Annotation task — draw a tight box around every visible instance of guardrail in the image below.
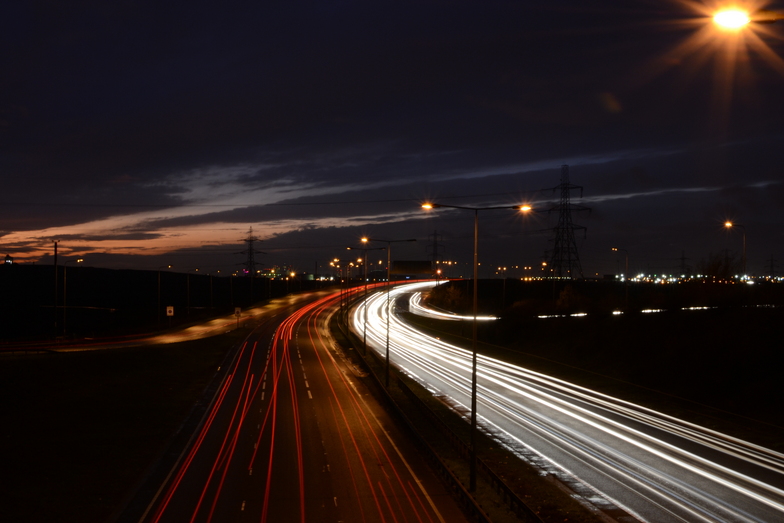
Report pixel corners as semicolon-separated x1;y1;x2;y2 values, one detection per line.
396;377;545;523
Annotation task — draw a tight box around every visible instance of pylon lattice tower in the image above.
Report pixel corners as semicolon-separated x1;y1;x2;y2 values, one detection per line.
239;227;264;276
547;165;589;279
426;230;445;274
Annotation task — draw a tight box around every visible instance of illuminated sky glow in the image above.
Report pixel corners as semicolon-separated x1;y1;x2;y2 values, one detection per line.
2;1;783;275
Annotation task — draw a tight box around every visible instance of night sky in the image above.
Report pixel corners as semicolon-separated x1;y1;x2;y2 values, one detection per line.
2;1;783;278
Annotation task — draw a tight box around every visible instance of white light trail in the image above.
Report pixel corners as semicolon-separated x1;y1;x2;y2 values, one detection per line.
351;281;784;523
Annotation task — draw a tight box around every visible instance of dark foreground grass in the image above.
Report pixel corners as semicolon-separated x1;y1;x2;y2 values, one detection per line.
0;330;245;523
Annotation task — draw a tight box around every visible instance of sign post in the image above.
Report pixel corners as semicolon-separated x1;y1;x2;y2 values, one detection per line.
234;307;241;329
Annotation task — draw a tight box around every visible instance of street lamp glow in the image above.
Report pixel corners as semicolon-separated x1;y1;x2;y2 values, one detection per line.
714;9;750;30
725;220;734;228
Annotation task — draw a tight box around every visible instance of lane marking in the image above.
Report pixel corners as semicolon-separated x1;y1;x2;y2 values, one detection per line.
308;390;312;399
350;374;447;523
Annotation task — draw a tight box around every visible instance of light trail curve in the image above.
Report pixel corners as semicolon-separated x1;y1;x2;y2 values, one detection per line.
352;280;784;523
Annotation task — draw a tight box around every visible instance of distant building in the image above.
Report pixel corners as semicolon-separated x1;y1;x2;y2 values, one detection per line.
4;254;12;265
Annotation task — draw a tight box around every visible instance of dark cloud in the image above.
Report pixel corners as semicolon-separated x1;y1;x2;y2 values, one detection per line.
1;1;783;275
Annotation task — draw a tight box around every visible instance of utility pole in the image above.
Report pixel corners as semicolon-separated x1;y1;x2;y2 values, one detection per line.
53;241;59;334
426;230;445;278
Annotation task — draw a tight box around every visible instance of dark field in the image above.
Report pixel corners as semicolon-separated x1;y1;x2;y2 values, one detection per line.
0;332;243;523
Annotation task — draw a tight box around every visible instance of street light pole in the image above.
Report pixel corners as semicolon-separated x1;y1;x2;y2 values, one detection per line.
471;208;479;492
724;221;747;275
611;247;629;307
362;237;416;388
187;268;200;316
423;201;532;493
63;258;83;336
157;265;172;326
348;245;386;357
53;241;59;334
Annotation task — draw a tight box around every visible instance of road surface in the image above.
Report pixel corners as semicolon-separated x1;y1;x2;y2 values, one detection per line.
126;290;468;523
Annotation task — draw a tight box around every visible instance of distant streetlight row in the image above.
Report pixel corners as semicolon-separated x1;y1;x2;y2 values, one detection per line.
347;245;386;357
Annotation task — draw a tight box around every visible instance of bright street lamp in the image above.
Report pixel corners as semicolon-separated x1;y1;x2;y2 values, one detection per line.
361;237;416;388
724;221;747;274
422;201;532;492
713;7;784;29
713;8;750;30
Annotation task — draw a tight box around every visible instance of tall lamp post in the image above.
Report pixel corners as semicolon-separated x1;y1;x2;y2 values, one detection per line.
724;221;747;275
422;202;532;492
63;257;83;336
348;245;386;356
157;265;172;326
361;237;416;388
330;259;353;320
187;268;200;316
611;247;629;306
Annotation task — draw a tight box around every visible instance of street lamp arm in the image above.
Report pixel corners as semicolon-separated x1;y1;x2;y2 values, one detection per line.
363;238;416;243
423;202;532;212
752;10;784;23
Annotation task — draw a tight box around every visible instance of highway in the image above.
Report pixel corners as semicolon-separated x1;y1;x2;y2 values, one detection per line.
353;280;784;523
132;290;467;523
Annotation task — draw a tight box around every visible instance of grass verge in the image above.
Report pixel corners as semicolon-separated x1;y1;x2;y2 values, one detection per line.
0;329;246;523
